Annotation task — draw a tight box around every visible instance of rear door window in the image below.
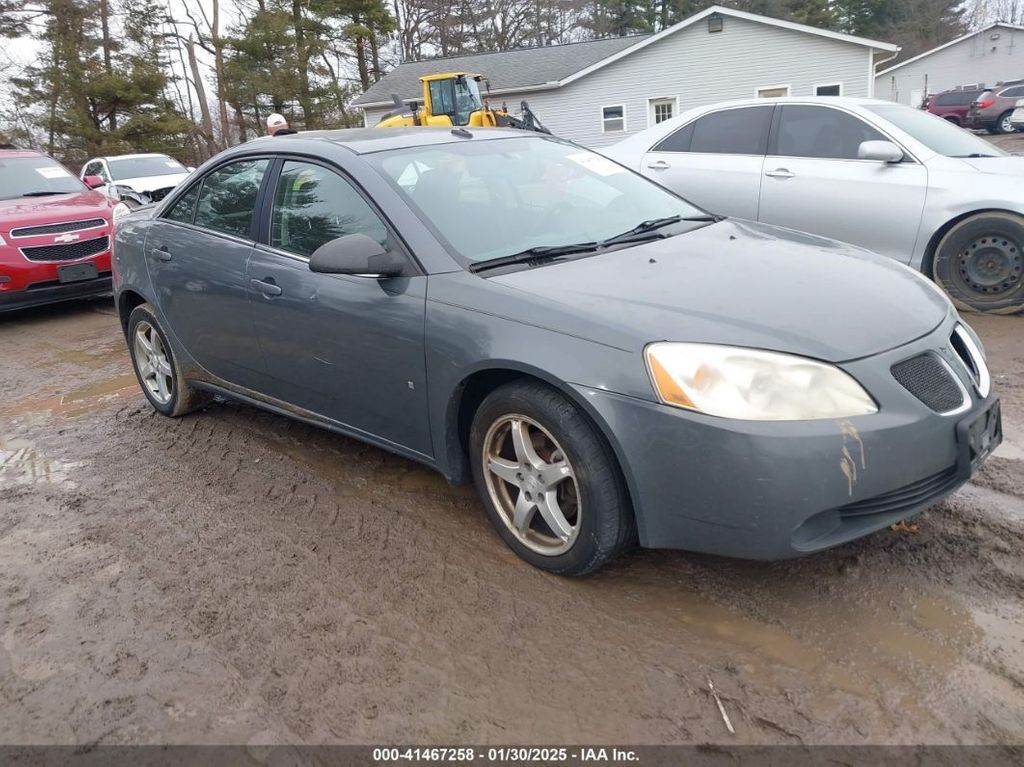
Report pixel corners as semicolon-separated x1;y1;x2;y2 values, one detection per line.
687;107;772;155
192;159;269;239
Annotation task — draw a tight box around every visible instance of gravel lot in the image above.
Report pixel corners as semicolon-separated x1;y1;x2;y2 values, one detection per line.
1;295;1021;748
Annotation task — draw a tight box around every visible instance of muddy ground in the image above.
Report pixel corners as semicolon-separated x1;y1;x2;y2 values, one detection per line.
0;297;1022;748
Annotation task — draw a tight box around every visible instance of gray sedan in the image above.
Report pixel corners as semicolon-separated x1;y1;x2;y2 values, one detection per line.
603;97;1024;314
113;128;1001;575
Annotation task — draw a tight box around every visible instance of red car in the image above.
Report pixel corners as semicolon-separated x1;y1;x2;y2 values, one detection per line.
926;87;986;126
1;148;129;312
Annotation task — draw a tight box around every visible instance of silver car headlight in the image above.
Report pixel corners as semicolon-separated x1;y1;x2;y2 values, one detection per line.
645;343;878;421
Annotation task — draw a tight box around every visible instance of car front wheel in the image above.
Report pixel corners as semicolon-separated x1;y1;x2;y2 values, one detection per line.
933;213;1024;314
469;380;635;576
127;303;210;416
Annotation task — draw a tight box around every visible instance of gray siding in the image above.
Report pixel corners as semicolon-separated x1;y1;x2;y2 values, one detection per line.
363;16;874;147
876;26;1024;105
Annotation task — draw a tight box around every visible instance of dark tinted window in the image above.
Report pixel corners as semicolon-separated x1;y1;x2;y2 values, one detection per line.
193;159;268;238
271;161;387;258
652;121;694;152
775;105;885;160
164;183;201;224
999;85;1024;98
688;107;772;155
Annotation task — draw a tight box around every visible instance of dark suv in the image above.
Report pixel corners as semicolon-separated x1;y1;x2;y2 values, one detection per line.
966;81;1024;133
927;88;986;126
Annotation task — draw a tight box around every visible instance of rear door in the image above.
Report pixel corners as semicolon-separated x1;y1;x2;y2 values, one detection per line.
246;157;432;456
757;105;927;260
640;105;772;219
144;157;270;387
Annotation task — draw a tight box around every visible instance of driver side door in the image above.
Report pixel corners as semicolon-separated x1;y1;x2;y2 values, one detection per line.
246;158;432;457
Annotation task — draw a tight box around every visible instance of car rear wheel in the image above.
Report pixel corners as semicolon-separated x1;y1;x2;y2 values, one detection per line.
469;380;635;576
933;213;1024;314
997;111;1016;134
127;303;211;416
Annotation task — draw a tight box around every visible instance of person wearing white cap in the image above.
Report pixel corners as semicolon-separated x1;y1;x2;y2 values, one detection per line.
266;113;297;136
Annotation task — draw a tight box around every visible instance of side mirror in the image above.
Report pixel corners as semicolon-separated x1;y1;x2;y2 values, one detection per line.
858;140;904;163
83;175;104;189
309;234;405;278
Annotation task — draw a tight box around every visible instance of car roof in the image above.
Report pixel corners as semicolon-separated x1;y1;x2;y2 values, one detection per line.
680;96;894;113
240;126;537;155
0;148;48;159
99;152;175;161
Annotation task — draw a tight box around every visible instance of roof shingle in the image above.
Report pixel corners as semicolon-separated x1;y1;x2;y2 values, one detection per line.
353;36;648;107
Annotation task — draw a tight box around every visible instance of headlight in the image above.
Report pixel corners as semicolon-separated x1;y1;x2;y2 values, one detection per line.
112;202;131;224
645;343;878;421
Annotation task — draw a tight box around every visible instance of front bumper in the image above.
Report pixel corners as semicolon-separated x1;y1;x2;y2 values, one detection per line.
0;247;113;312
0;272;113;312
572;318;996;560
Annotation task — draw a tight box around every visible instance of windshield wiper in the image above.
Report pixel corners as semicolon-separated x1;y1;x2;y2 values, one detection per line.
469;242;599;273
600;214;718;247
20;191;73;197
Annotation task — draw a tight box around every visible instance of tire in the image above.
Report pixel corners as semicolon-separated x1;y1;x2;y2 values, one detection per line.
469;380;635;576
943;116;959;125
997;111;1015;134
933;213;1024;314
127;303;211;416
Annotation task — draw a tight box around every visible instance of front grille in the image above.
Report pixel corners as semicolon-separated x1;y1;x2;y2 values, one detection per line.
20;235;109;263
838;465;959;519
891;354;965;413
148;187;173;202
10;218;106;238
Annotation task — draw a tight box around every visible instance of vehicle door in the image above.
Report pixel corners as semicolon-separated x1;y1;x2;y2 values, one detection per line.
640;105;772;219
757;104;928;260
246;158;432;457
143;157;271;387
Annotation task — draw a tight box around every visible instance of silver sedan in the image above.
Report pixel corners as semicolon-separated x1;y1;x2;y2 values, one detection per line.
603;97;1024;314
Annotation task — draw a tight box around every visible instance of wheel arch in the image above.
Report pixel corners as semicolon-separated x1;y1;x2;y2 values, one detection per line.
922;207;1024;279
117;289;148;337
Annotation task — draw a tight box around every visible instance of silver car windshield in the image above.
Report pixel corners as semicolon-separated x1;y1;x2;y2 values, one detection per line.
866;105;1008;158
372;136;706;263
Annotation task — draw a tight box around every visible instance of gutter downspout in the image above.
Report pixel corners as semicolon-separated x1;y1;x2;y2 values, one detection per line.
872;48;901;100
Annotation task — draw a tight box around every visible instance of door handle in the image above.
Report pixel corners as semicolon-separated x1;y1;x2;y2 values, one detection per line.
149;245;172;261
251;278;282;297
647;160;671;171
765;168;795;179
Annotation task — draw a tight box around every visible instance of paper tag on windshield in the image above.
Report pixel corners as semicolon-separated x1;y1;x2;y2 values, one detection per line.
36;166;72;179
566;152;625;176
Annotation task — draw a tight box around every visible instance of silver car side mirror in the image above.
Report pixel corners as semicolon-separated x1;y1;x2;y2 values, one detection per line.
858;140;904;163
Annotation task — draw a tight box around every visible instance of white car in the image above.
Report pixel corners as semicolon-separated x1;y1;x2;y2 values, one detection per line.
80;153;191;207
1010;98;1024;129
603;97;1024;314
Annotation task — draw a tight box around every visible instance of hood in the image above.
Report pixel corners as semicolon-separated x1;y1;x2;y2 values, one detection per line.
0;190;113;235
484;220;950;363
114;173;189;194
957;155;1024;174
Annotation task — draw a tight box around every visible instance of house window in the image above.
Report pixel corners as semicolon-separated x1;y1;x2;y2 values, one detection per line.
649;98;676;125
602;105;626;133
756;85;790;98
815;83;843;96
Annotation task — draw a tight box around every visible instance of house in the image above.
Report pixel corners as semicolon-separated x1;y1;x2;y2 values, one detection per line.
354;6;899;148
876;24;1024;106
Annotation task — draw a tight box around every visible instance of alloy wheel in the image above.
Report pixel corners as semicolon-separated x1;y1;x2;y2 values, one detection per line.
958;234;1023;297
1002;114;1015;133
133;320;174;405
481;414;581;556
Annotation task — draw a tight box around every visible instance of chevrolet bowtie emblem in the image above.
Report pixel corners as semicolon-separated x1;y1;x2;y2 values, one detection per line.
54;233;80;243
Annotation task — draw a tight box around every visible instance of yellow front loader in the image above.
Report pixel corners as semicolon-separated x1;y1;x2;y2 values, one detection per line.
375;73;550;134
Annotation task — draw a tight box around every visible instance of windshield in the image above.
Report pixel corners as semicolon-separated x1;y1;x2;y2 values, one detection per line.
867;104;1008;157
371;137;706;263
108;155;187;180
0;156;85;200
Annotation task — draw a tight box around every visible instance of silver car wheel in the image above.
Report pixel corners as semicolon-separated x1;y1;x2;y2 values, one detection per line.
1002;113;1015;133
482;414;581;556
133;320;174;405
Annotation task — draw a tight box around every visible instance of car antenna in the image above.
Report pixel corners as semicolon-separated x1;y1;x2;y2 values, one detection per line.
451;128;473;139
